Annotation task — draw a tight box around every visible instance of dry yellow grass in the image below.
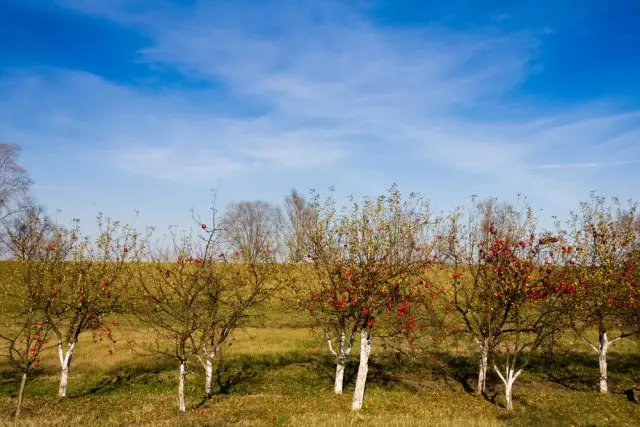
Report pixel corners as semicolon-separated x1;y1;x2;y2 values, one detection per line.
2;261;640;426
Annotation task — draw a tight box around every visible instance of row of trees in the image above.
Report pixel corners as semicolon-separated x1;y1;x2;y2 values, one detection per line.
0;203;283;416
286;188;640;411
0;143;639;416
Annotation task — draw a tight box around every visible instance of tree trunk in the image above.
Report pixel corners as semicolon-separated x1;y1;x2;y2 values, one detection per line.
58;342;75;398
178;362;186;412
335;357;346;394
598;331;609;394
351;329;372;411
494;363;522;411
327;331;354;395
204;357;213;397
505;377;514;411
14;372;27;418
477;339;489;394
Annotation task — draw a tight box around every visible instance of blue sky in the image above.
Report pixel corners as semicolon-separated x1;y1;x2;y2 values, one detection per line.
1;0;639;234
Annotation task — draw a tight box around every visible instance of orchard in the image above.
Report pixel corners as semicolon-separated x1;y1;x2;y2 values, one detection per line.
1;147;640;425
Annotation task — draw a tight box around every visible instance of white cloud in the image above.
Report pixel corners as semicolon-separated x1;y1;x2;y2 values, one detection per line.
246;139;345;169
109;145;250;182
535;162;600;170
535;160;640;170
3;0;640;224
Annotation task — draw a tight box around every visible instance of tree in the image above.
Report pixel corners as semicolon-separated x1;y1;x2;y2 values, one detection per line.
46;216;139;398
194;218;277;397
221;201;283;261
130;218;277;412
131;228;213;413
437;198;566;397
303;185;437;410
0;143;31;225
283;189;317;262
564;194;640;394
481;230;568;411
0;206;63;417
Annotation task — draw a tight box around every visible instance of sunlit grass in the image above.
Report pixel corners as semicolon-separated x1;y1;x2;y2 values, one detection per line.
2;260;640;426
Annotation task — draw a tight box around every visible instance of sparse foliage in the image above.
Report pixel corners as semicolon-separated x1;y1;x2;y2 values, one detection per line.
301;185;439;409
130;212;277;412
564;194;640;393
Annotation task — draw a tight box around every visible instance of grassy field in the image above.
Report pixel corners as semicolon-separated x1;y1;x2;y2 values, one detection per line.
2;258;640;426
2;300;640;427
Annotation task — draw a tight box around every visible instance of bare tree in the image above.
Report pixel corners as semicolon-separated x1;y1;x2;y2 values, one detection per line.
130;215;277;412
130;229;211;413
283;189;317;262
222;201;282;261
0;143;31;224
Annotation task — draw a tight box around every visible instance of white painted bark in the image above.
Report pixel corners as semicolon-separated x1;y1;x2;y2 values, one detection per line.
205;358;213;396
178;362;186;412
15;372;27;418
477;339;489;394
351;329;372;411
505;379;514;411
335;359;346;394
200;344;220;397
494;363;522;411
326;331;355;395
57;342;75;398
598;331;609;394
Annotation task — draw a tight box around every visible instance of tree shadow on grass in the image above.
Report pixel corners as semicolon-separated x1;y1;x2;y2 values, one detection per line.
193;350;327;408
367;360;418;392
380;352;483;395
307;354;359;389
307;353;414;392
0;364;57;397
371;349;640;397
74;358;174;397
192;360;259;409
77;350;317;400
433;353;478;394
522;352;640;393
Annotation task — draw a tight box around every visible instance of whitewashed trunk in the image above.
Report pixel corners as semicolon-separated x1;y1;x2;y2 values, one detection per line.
505;378;514;411
477;340;489;394
57;342;75;398
335;358;346;394
494;363;522;411
178;362;186;412
327;331;354;395
201;346;220;397
15;372;27;418
351;329;372;411
205;358;213;396
598;331;609;394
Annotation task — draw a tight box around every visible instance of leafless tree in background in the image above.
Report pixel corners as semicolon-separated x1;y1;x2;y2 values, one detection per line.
222;201;283;261
0;143;31;223
283;189;317;262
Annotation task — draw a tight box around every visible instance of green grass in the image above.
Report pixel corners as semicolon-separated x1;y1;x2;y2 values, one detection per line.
2;306;640;426
2;260;640;426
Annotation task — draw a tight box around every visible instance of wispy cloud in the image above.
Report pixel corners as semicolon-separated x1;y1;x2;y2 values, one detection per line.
2;0;639;229
535;160;639;170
